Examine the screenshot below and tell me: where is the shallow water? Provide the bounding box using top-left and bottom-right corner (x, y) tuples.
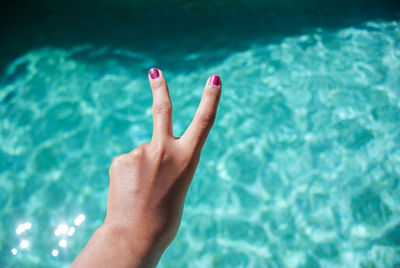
(1, 1), (400, 267)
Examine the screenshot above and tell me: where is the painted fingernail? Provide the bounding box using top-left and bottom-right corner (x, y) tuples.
(210, 74), (220, 85)
(149, 68), (160, 79)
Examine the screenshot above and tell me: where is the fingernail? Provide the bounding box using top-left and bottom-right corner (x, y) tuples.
(210, 74), (220, 85)
(149, 68), (160, 79)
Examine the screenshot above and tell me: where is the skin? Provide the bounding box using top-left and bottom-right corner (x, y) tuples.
(72, 69), (222, 268)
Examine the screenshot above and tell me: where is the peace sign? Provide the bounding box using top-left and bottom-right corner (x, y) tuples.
(72, 68), (222, 268)
(148, 68), (221, 153)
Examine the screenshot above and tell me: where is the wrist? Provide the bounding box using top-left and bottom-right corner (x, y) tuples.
(97, 221), (164, 267)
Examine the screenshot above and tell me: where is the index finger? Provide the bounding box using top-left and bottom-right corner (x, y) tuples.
(181, 74), (222, 150)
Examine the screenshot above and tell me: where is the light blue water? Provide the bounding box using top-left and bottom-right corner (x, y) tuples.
(1, 11), (400, 268)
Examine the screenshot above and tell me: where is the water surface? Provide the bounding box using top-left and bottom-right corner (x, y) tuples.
(0, 1), (400, 267)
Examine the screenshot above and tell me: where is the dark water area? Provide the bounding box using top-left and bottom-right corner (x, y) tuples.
(1, 0), (399, 75)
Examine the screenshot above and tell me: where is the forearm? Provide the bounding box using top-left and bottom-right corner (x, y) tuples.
(71, 223), (163, 268)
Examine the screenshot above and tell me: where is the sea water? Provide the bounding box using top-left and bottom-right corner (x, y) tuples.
(1, 2), (400, 268)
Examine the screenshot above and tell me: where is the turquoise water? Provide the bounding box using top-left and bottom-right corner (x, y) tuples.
(1, 1), (400, 267)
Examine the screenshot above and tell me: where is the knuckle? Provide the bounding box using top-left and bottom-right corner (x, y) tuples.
(152, 144), (170, 162)
(154, 102), (172, 115)
(151, 79), (165, 89)
(132, 146), (145, 158)
(129, 142), (149, 158)
(179, 152), (193, 167)
(204, 85), (221, 98)
(198, 112), (216, 129)
(110, 154), (131, 170)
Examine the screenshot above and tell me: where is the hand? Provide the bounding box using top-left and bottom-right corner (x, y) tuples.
(72, 68), (222, 268)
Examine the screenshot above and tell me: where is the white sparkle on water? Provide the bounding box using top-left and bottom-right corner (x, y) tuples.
(67, 226), (75, 236)
(16, 222), (32, 235)
(52, 249), (59, 257)
(59, 239), (67, 248)
(54, 224), (69, 236)
(20, 240), (29, 249)
(74, 214), (86, 226)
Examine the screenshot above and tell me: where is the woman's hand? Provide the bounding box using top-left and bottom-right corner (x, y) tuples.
(72, 68), (222, 268)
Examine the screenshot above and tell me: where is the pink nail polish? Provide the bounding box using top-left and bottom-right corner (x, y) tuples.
(210, 74), (220, 85)
(149, 68), (160, 79)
